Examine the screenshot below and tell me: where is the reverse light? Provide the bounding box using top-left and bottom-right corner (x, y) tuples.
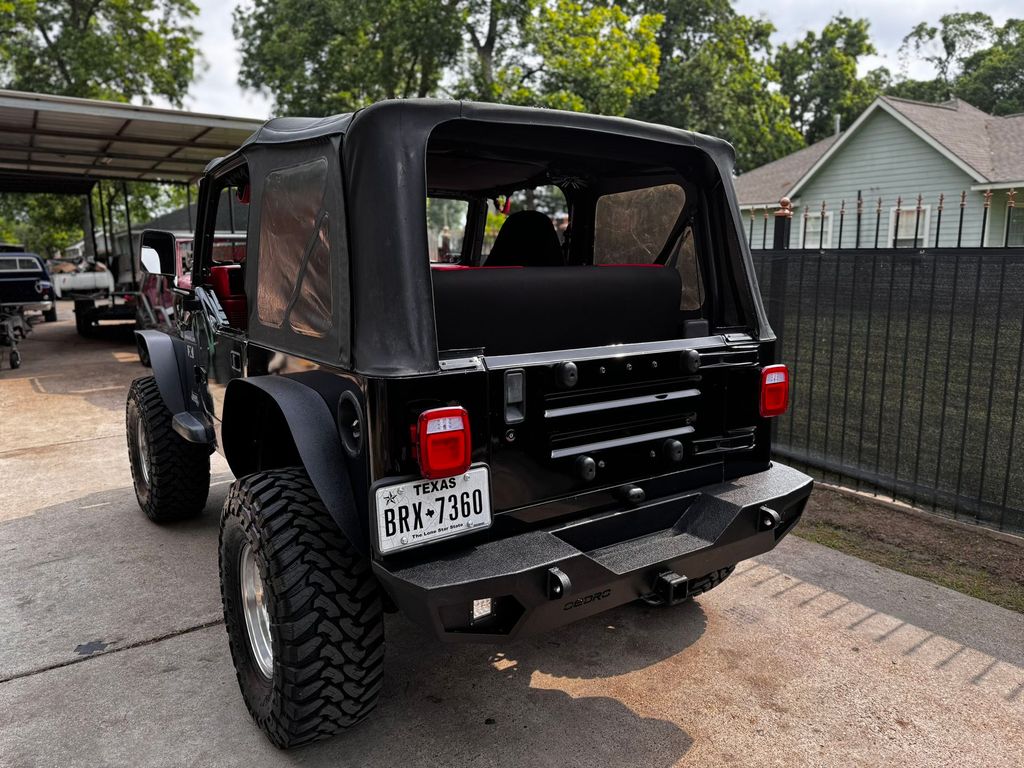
(471, 598), (493, 623)
(414, 406), (472, 479)
(760, 364), (790, 418)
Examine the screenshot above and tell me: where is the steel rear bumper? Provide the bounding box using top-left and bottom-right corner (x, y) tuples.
(1, 301), (53, 312)
(373, 462), (813, 642)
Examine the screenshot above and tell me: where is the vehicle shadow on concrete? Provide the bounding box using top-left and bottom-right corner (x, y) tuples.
(2, 480), (700, 766)
(292, 603), (704, 767)
(750, 540), (1024, 704)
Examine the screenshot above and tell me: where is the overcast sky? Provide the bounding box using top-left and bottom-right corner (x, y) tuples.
(176, 0), (1018, 119)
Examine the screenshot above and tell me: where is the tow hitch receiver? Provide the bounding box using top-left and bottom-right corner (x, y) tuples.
(650, 570), (690, 606)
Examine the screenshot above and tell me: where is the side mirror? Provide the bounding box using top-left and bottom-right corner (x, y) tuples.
(140, 230), (177, 277)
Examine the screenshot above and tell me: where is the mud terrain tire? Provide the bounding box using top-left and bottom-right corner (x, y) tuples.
(219, 468), (385, 749)
(126, 376), (210, 522)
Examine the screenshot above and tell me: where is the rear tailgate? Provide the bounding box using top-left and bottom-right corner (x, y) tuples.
(483, 338), (770, 520)
(0, 256), (50, 306)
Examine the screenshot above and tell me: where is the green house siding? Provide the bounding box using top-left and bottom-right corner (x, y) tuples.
(767, 110), (988, 249)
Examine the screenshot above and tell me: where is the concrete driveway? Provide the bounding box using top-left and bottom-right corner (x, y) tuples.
(1, 309), (1022, 767)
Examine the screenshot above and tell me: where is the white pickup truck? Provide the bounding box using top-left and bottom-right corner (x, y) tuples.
(48, 259), (116, 299)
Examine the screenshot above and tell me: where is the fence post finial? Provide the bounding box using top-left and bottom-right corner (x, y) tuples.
(773, 197), (793, 249)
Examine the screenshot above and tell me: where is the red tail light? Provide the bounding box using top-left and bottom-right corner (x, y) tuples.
(413, 406), (472, 479)
(760, 364), (790, 418)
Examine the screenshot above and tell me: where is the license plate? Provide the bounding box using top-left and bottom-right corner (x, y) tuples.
(373, 465), (492, 554)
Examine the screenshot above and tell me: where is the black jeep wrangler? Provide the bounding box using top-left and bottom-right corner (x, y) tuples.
(127, 100), (812, 748)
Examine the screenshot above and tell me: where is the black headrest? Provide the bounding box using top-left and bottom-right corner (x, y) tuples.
(485, 210), (563, 267)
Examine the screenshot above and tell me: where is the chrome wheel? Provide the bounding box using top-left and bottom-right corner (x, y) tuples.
(240, 542), (273, 679)
(135, 418), (150, 487)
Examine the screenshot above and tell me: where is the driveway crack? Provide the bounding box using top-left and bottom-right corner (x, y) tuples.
(0, 618), (225, 685)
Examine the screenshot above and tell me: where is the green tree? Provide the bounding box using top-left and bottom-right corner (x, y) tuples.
(629, 1), (802, 171)
(0, 194), (84, 256)
(234, 0), (465, 114)
(953, 19), (1024, 115)
(493, 1), (663, 114)
(887, 13), (995, 103)
(900, 13), (995, 86)
(774, 15), (886, 144)
(237, 1), (661, 118)
(458, 0), (532, 102)
(0, 0), (201, 256)
(0, 0), (200, 105)
(886, 15), (1024, 116)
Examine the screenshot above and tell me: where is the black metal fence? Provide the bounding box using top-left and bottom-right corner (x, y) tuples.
(752, 244), (1024, 535)
(747, 188), (1022, 250)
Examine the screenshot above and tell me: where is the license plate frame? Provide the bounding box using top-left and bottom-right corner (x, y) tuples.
(372, 464), (492, 555)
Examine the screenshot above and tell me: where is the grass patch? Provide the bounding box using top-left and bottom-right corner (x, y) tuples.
(794, 485), (1024, 614)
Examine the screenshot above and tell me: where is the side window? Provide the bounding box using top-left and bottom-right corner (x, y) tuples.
(0, 258), (16, 271)
(594, 183), (703, 311)
(256, 157), (332, 337)
(426, 198), (469, 263)
(482, 185), (567, 257)
(594, 183), (685, 264)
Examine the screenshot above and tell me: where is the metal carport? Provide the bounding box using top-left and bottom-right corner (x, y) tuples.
(0, 89), (263, 332)
(0, 89), (263, 187)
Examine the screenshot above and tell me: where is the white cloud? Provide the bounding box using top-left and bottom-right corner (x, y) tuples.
(734, 0), (1018, 80)
(151, 0), (272, 119)
(157, 1), (1019, 118)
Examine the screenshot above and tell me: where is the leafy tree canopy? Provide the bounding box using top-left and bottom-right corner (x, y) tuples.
(773, 14), (887, 145)
(957, 19), (1024, 115)
(0, 0), (200, 105)
(236, 0), (662, 118)
(494, 1), (663, 114)
(887, 15), (1024, 116)
(234, 0), (465, 115)
(0, 0), (201, 255)
(628, 1), (802, 171)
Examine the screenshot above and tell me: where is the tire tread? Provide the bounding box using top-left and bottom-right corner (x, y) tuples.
(220, 468), (384, 749)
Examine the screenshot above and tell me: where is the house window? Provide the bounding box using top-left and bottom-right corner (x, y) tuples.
(1008, 208), (1024, 247)
(799, 211), (833, 248)
(888, 205), (930, 248)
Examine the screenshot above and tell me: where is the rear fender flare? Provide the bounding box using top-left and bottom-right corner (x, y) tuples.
(134, 330), (189, 415)
(221, 375), (367, 554)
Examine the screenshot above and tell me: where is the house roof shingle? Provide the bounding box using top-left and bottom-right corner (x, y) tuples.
(736, 96), (1024, 206)
(734, 134), (839, 207)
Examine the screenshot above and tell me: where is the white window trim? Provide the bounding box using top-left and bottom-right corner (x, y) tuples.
(887, 205), (931, 248)
(1007, 207), (1024, 247)
(798, 210), (834, 249)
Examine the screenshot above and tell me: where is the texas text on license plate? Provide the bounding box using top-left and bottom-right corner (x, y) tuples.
(374, 465), (492, 554)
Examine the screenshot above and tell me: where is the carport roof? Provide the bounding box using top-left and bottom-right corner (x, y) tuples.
(0, 89), (264, 192)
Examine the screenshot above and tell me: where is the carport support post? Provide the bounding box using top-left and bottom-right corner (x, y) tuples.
(86, 186), (99, 262)
(122, 182), (136, 289)
(186, 183), (193, 231)
(98, 182), (110, 262)
(106, 189), (118, 265)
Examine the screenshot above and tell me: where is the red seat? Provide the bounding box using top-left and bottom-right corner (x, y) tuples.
(209, 265), (248, 329)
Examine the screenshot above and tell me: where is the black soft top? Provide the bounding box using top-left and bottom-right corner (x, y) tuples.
(213, 100), (754, 377)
